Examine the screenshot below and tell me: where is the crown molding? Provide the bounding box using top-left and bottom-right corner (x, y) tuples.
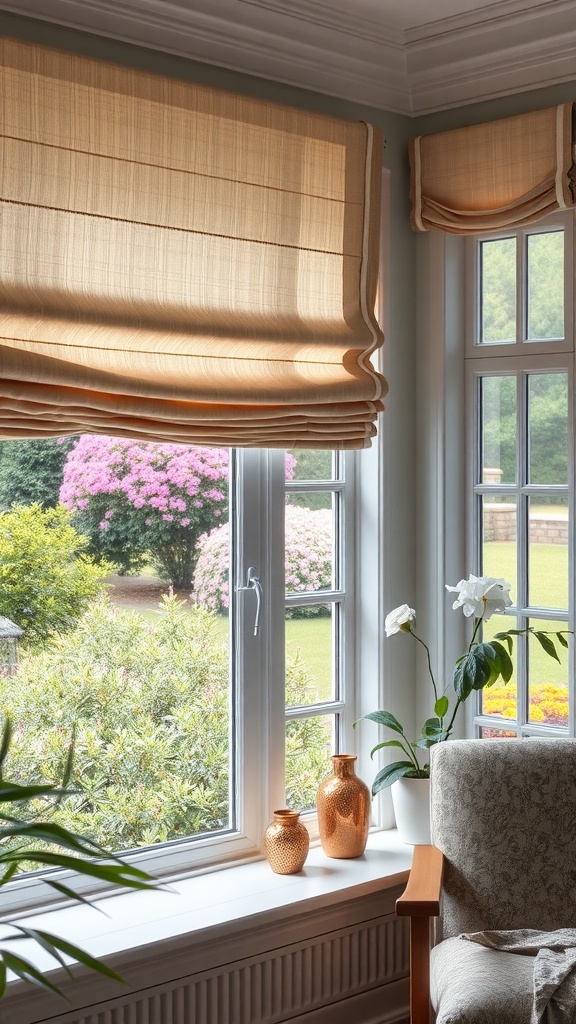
(238, 0), (405, 48)
(0, 0), (574, 115)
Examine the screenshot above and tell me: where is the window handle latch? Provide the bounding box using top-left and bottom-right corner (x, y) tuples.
(238, 567), (263, 636)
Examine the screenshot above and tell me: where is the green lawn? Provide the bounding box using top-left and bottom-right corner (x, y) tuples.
(138, 605), (332, 700)
(482, 540), (570, 701)
(483, 540), (568, 610)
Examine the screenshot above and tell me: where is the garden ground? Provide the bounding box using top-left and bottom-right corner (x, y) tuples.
(104, 573), (191, 610)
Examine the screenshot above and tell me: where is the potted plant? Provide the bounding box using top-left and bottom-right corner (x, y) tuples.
(0, 719), (160, 998)
(355, 575), (571, 843)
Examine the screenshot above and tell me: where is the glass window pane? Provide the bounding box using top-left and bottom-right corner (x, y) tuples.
(528, 618), (569, 727)
(286, 604), (335, 704)
(479, 727), (518, 738)
(481, 614), (517, 721)
(529, 497), (568, 610)
(286, 715), (335, 812)
(285, 498), (334, 592)
(528, 373), (568, 484)
(481, 376), (516, 485)
(287, 449), (334, 481)
(527, 231), (564, 340)
(1, 437), (233, 856)
(481, 237), (516, 344)
(482, 495), (517, 600)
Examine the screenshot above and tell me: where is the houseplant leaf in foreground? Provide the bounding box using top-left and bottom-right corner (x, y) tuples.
(0, 719), (161, 998)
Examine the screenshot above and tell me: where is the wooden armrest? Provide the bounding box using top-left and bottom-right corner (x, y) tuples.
(396, 844), (444, 918)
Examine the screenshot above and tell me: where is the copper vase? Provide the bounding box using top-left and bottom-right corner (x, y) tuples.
(264, 809), (310, 874)
(316, 754), (370, 858)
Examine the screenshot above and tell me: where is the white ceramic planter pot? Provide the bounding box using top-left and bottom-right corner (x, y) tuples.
(391, 777), (431, 845)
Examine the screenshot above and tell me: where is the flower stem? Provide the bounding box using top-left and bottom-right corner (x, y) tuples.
(410, 630), (439, 706)
(444, 697), (462, 740)
(469, 616), (483, 651)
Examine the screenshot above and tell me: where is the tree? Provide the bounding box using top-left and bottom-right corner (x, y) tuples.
(0, 504), (110, 647)
(0, 437), (77, 511)
(482, 372), (568, 491)
(482, 230), (564, 343)
(60, 437), (229, 587)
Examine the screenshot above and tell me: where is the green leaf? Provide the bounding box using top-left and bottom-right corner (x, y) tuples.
(434, 696), (449, 718)
(0, 720), (12, 773)
(371, 761), (425, 795)
(416, 734), (446, 749)
(493, 631), (517, 654)
(369, 739), (409, 759)
(0, 782), (74, 803)
(490, 640), (513, 683)
(557, 632), (569, 648)
(0, 960), (6, 1000)
(422, 717), (443, 736)
(453, 650), (492, 698)
(59, 729), (76, 794)
(23, 930), (125, 985)
(44, 879), (109, 912)
(9, 927), (73, 978)
(357, 710), (406, 735)
(452, 658), (472, 701)
(0, 951), (64, 997)
(0, 852), (157, 889)
(532, 631), (561, 663)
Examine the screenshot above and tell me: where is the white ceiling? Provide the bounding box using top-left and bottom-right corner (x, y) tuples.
(1, 0), (575, 113)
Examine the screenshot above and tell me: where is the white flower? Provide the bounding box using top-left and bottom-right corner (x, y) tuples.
(385, 604), (416, 636)
(446, 575), (512, 620)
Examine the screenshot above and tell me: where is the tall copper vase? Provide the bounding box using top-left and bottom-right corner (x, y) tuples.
(316, 754), (370, 858)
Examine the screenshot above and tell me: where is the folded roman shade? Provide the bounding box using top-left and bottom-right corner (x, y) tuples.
(410, 103), (576, 234)
(0, 38), (386, 449)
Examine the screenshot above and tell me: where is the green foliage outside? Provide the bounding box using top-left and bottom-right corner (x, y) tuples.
(482, 230), (564, 343)
(481, 232), (567, 497)
(0, 504), (111, 648)
(482, 373), (568, 490)
(287, 449), (334, 511)
(0, 437), (77, 511)
(3, 594), (330, 852)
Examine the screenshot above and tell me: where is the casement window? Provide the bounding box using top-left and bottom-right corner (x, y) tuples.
(1, 437), (386, 918)
(466, 214), (575, 737)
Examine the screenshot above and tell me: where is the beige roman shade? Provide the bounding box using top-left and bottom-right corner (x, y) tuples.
(410, 103), (576, 234)
(0, 38), (386, 449)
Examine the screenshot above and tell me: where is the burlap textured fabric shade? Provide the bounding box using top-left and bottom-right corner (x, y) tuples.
(410, 104), (576, 234)
(0, 38), (386, 449)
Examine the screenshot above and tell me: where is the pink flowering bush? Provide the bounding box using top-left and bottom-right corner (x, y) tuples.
(60, 437), (228, 587)
(193, 503), (332, 617)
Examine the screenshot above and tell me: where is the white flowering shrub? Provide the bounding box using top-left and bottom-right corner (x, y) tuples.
(193, 504), (332, 617)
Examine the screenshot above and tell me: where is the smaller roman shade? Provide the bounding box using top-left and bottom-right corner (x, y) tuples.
(410, 104), (576, 234)
(0, 38), (386, 450)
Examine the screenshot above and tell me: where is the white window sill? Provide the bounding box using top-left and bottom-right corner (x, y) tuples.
(5, 830), (413, 976)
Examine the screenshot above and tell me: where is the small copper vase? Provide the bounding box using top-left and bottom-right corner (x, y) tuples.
(264, 809), (310, 874)
(316, 754), (370, 858)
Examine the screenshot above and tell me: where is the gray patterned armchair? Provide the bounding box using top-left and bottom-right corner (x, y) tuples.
(396, 738), (576, 1024)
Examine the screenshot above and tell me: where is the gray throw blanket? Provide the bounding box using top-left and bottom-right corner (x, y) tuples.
(462, 930), (576, 1024)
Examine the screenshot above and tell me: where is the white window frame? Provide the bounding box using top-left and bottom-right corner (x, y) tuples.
(415, 212), (576, 742)
(465, 212), (576, 737)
